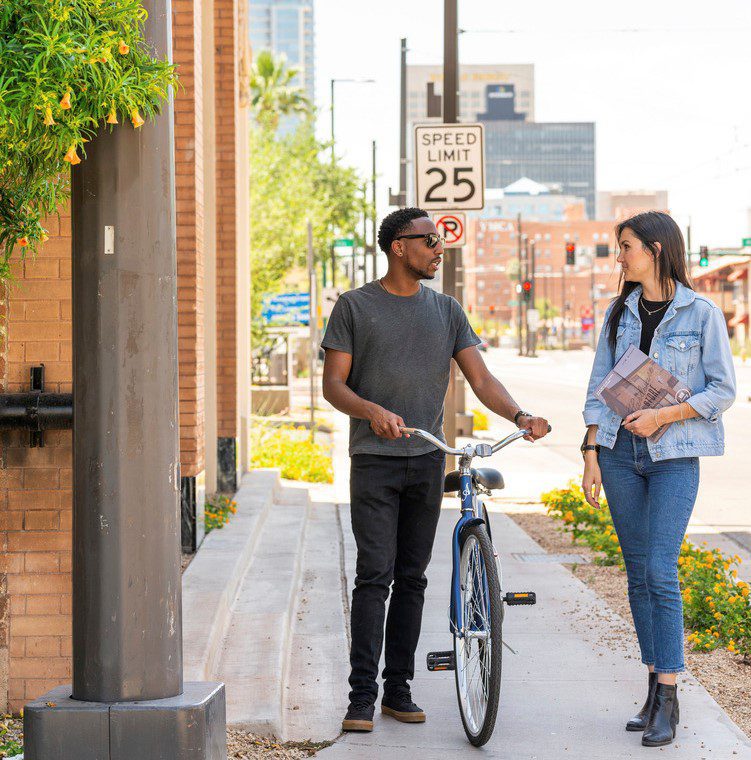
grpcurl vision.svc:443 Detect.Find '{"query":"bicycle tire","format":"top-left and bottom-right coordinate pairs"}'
top-left (453, 523), bottom-right (503, 746)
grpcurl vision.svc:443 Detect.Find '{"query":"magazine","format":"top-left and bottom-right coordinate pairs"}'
top-left (594, 345), bottom-right (692, 442)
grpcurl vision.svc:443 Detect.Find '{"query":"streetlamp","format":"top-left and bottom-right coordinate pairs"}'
top-left (330, 77), bottom-right (376, 161)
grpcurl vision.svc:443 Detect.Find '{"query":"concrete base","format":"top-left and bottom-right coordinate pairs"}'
top-left (217, 437), bottom-right (237, 493)
top-left (24, 682), bottom-right (226, 760)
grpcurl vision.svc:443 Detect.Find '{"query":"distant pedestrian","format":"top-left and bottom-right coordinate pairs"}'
top-left (321, 207), bottom-right (549, 733)
top-left (582, 211), bottom-right (736, 747)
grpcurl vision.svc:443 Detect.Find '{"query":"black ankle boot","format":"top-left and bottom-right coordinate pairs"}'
top-left (626, 672), bottom-right (658, 731)
top-left (642, 683), bottom-right (679, 747)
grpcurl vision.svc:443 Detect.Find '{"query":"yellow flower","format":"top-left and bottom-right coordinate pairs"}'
top-left (60, 91), bottom-right (72, 110)
top-left (63, 143), bottom-right (81, 165)
top-left (713, 611), bottom-right (722, 620)
top-left (43, 105), bottom-right (55, 126)
top-left (742, 587), bottom-right (750, 598)
top-left (17, 237), bottom-right (29, 247)
top-left (106, 108), bottom-right (118, 125)
top-left (119, 39), bottom-right (130, 55)
top-left (130, 108), bottom-right (145, 128)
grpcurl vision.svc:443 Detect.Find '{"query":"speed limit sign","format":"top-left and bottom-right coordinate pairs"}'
top-left (415, 123), bottom-right (485, 211)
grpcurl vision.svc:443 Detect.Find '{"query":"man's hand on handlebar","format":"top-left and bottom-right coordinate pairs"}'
top-left (517, 415), bottom-right (550, 442)
top-left (369, 405), bottom-right (409, 440)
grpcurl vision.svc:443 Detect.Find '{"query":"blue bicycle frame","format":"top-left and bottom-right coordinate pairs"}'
top-left (449, 474), bottom-right (490, 638)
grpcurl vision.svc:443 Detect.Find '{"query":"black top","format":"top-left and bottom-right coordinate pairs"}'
top-left (638, 296), bottom-right (673, 354)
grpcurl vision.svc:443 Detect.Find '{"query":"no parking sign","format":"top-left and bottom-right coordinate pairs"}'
top-left (432, 212), bottom-right (466, 247)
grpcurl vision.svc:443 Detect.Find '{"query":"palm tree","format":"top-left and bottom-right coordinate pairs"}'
top-left (249, 50), bottom-right (311, 130)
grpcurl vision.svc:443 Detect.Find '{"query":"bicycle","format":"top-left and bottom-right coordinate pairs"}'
top-left (399, 424), bottom-right (544, 746)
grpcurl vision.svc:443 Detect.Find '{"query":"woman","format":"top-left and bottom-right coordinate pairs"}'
top-left (582, 211), bottom-right (736, 747)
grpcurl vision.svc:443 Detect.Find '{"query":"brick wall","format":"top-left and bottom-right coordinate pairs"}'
top-left (214, 0), bottom-right (239, 439)
top-left (174, 0), bottom-right (206, 479)
top-left (0, 213), bottom-right (73, 714)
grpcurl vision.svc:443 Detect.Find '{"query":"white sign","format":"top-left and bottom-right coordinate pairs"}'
top-left (526, 308), bottom-right (540, 331)
top-left (431, 212), bottom-right (466, 247)
top-left (321, 287), bottom-right (343, 319)
top-left (414, 123), bottom-right (485, 211)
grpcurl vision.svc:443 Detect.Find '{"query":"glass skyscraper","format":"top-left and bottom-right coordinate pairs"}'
top-left (249, 1), bottom-right (315, 107)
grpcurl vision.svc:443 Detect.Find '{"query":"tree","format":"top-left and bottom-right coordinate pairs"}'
top-left (249, 123), bottom-right (362, 341)
top-left (0, 0), bottom-right (176, 273)
top-left (248, 50), bottom-right (311, 130)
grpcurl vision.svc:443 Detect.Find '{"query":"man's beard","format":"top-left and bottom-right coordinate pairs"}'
top-left (404, 260), bottom-right (435, 280)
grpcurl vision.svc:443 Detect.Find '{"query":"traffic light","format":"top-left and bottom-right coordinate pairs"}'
top-left (565, 242), bottom-right (576, 266)
top-left (522, 280), bottom-right (532, 302)
top-left (699, 246), bottom-right (709, 267)
top-left (489, 304), bottom-right (495, 315)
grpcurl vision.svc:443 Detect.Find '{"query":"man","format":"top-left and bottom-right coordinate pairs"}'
top-left (321, 207), bottom-right (549, 733)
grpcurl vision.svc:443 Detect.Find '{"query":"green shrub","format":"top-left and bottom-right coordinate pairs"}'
top-left (0, 0), bottom-right (177, 265)
top-left (204, 494), bottom-right (237, 534)
top-left (250, 424), bottom-right (333, 483)
top-left (543, 482), bottom-right (751, 661)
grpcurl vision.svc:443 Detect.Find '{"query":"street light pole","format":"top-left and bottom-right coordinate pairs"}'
top-left (389, 37), bottom-right (408, 207)
top-left (371, 139), bottom-right (377, 279)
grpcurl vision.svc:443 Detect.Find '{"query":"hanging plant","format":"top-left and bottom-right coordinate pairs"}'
top-left (0, 0), bottom-right (178, 275)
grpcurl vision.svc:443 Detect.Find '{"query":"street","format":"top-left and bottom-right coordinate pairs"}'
top-left (470, 348), bottom-right (751, 572)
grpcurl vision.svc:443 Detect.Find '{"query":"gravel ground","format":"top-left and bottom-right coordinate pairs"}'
top-left (0, 715), bottom-right (23, 758)
top-left (227, 731), bottom-right (332, 759)
top-left (509, 510), bottom-right (751, 738)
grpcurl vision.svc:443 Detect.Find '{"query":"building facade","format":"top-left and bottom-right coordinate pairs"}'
top-left (482, 120), bottom-right (596, 219)
top-left (0, 0), bottom-right (252, 714)
top-left (478, 179), bottom-right (588, 222)
top-left (464, 217), bottom-right (621, 339)
top-left (248, 0), bottom-right (315, 105)
top-left (407, 63), bottom-right (535, 125)
top-left (597, 189), bottom-right (669, 221)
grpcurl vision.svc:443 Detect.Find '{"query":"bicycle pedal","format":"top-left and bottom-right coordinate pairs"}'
top-left (426, 650), bottom-right (455, 671)
top-left (504, 591), bottom-right (536, 605)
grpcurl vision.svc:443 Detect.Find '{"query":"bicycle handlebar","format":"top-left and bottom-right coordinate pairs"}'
top-left (398, 424), bottom-right (551, 459)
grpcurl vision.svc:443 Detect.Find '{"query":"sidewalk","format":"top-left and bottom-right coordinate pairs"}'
top-left (314, 411), bottom-right (751, 759)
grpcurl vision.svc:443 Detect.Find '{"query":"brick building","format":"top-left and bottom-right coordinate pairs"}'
top-left (0, 0), bottom-right (251, 714)
top-left (465, 218), bottom-right (622, 339)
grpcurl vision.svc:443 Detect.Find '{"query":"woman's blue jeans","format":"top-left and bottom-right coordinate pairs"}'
top-left (599, 429), bottom-right (699, 673)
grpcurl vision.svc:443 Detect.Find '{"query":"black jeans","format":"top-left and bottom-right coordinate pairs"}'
top-left (348, 450), bottom-right (445, 704)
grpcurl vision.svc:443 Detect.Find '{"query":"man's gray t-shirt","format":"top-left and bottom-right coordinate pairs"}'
top-left (321, 281), bottom-right (481, 456)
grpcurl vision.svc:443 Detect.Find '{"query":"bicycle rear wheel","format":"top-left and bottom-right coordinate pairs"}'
top-left (453, 523), bottom-right (502, 746)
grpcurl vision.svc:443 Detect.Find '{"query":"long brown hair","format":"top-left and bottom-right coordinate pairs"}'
top-left (606, 211), bottom-right (693, 351)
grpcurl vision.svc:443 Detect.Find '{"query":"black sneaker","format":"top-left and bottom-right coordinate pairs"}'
top-left (381, 690), bottom-right (426, 723)
top-left (342, 700), bottom-right (375, 732)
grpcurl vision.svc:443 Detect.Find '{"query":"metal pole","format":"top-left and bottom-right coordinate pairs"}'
top-left (443, 0), bottom-right (459, 454)
top-left (371, 140), bottom-right (377, 279)
top-left (590, 252), bottom-right (597, 349)
top-left (361, 182), bottom-right (368, 285)
top-left (561, 265), bottom-right (567, 350)
top-left (399, 38), bottom-right (408, 203)
top-left (330, 242), bottom-right (336, 288)
top-left (330, 79), bottom-right (335, 162)
top-left (523, 237), bottom-right (530, 356)
top-left (516, 213), bottom-right (523, 355)
top-left (308, 220), bottom-right (316, 439)
top-left (529, 240), bottom-right (537, 357)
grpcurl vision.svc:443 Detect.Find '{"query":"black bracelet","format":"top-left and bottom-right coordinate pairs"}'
top-left (514, 410), bottom-right (532, 426)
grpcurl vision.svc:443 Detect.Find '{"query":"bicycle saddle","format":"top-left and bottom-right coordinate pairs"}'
top-left (444, 468), bottom-right (504, 493)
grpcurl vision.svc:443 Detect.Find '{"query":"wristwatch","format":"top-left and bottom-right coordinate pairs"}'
top-left (514, 410), bottom-right (532, 426)
top-left (581, 444), bottom-right (600, 459)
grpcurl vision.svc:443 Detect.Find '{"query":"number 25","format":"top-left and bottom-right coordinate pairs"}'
top-left (425, 167), bottom-right (475, 204)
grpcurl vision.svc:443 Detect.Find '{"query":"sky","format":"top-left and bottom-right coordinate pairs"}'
top-left (313, 0), bottom-right (751, 248)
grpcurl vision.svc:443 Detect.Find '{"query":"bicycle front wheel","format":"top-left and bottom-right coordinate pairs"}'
top-left (453, 523), bottom-right (502, 746)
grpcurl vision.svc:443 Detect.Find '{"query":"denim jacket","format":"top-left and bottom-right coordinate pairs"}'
top-left (583, 281), bottom-right (736, 460)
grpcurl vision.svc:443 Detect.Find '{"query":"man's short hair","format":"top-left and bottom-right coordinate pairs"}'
top-left (377, 207), bottom-right (429, 255)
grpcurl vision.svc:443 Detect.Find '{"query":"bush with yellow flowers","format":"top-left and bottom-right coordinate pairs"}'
top-left (251, 424), bottom-right (334, 484)
top-left (472, 409), bottom-right (489, 431)
top-left (542, 481), bottom-right (623, 565)
top-left (204, 494), bottom-right (238, 534)
top-left (0, 0), bottom-right (177, 270)
top-left (544, 482), bottom-right (751, 662)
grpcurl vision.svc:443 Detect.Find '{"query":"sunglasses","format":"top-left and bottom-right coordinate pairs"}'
top-left (395, 233), bottom-right (445, 249)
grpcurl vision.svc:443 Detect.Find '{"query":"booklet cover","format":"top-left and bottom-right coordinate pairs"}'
top-left (594, 345), bottom-right (692, 442)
